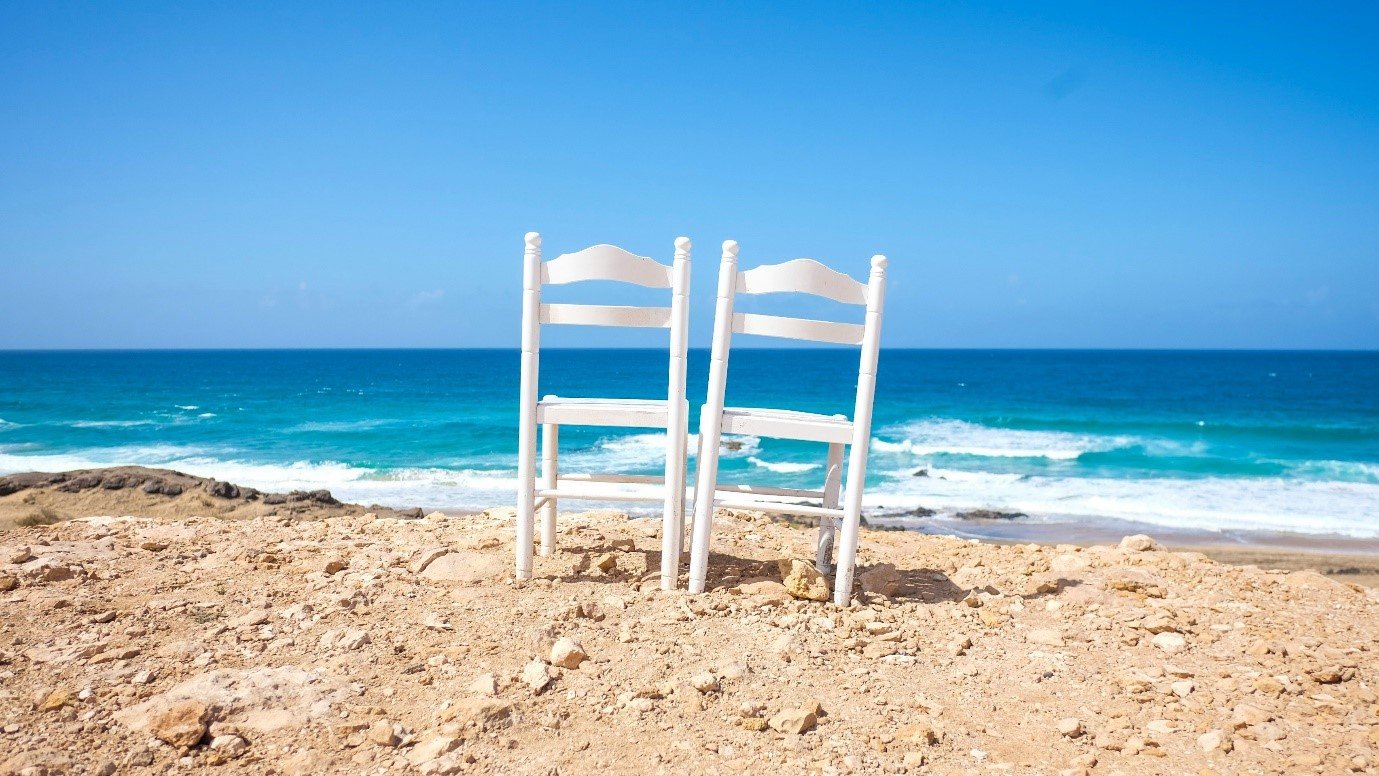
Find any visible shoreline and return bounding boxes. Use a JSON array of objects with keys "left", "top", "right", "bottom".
[{"left": 5, "top": 466, "right": 1379, "bottom": 587}]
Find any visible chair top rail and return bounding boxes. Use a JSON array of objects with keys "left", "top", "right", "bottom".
[
  {"left": 736, "top": 258, "right": 868, "bottom": 305},
  {"left": 540, "top": 303, "right": 672, "bottom": 329},
  {"left": 542, "top": 244, "right": 673, "bottom": 288}
]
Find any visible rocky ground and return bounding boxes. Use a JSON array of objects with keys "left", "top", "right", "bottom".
[{"left": 1, "top": 469, "right": 1377, "bottom": 774}]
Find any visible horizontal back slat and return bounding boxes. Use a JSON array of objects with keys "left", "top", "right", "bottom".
[
  {"left": 736, "top": 258, "right": 867, "bottom": 305},
  {"left": 541, "top": 303, "right": 672, "bottom": 329},
  {"left": 542, "top": 244, "right": 673, "bottom": 288},
  {"left": 732, "top": 312, "right": 864, "bottom": 345}
]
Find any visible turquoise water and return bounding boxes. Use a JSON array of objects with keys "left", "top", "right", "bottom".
[{"left": 1, "top": 349, "right": 1376, "bottom": 538}]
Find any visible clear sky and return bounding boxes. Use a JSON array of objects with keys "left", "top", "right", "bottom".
[{"left": 1, "top": 1, "right": 1376, "bottom": 349}]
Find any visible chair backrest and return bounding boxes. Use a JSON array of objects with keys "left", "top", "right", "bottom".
[
  {"left": 705, "top": 240, "right": 886, "bottom": 417},
  {"left": 520, "top": 232, "right": 691, "bottom": 398}
]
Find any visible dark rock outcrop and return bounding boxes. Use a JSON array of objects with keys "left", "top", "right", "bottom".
[{"left": 956, "top": 509, "right": 1028, "bottom": 521}]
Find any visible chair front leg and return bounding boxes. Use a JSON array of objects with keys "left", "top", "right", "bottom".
[{"left": 539, "top": 422, "right": 559, "bottom": 556}]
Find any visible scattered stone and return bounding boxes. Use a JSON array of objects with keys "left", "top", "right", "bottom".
[
  {"left": 1197, "top": 730, "right": 1231, "bottom": 753},
  {"left": 232, "top": 610, "right": 270, "bottom": 628},
  {"left": 209, "top": 734, "right": 249, "bottom": 759},
  {"left": 689, "top": 673, "right": 720, "bottom": 693},
  {"left": 1151, "top": 632, "right": 1187, "bottom": 654},
  {"left": 768, "top": 708, "right": 817, "bottom": 735},
  {"left": 368, "top": 719, "right": 399, "bottom": 747},
  {"left": 441, "top": 698, "right": 512, "bottom": 731},
  {"left": 468, "top": 673, "right": 498, "bottom": 697},
  {"left": 1230, "top": 703, "right": 1271, "bottom": 729},
  {"left": 408, "top": 731, "right": 461, "bottom": 765},
  {"left": 1119, "top": 534, "right": 1163, "bottom": 552},
  {"left": 1026, "top": 628, "right": 1065, "bottom": 647},
  {"left": 89, "top": 646, "right": 140, "bottom": 664},
  {"left": 522, "top": 660, "right": 552, "bottom": 693},
  {"left": 549, "top": 637, "right": 587, "bottom": 669},
  {"left": 37, "top": 688, "right": 74, "bottom": 712},
  {"left": 337, "top": 629, "right": 371, "bottom": 650},
  {"left": 8, "top": 546, "right": 32, "bottom": 564},
  {"left": 1057, "top": 718, "right": 1084, "bottom": 738},
  {"left": 150, "top": 700, "right": 210, "bottom": 749},
  {"left": 897, "top": 723, "right": 942, "bottom": 746},
  {"left": 594, "top": 553, "right": 618, "bottom": 573}
]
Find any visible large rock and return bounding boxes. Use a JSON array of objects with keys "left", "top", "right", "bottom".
[
  {"left": 778, "top": 558, "right": 830, "bottom": 602},
  {"left": 419, "top": 551, "right": 506, "bottom": 584},
  {"left": 115, "top": 667, "right": 352, "bottom": 735}
]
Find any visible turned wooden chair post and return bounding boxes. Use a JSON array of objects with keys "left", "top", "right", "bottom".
[
  {"left": 516, "top": 232, "right": 543, "bottom": 580},
  {"left": 687, "top": 240, "right": 739, "bottom": 595},
  {"left": 661, "top": 237, "right": 692, "bottom": 588},
  {"left": 832, "top": 255, "right": 887, "bottom": 604}
]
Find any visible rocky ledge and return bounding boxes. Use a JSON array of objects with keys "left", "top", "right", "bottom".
[{"left": 0, "top": 466, "right": 413, "bottom": 529}]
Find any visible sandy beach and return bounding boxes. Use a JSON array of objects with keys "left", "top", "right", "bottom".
[{"left": 1, "top": 466, "right": 1377, "bottom": 774}]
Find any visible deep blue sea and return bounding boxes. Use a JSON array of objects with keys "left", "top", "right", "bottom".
[{"left": 1, "top": 349, "right": 1376, "bottom": 540}]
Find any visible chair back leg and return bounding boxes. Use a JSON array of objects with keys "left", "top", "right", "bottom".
[
  {"left": 660, "top": 406, "right": 687, "bottom": 590},
  {"left": 816, "top": 442, "right": 845, "bottom": 573},
  {"left": 515, "top": 233, "right": 543, "bottom": 580},
  {"left": 539, "top": 422, "right": 559, "bottom": 556}
]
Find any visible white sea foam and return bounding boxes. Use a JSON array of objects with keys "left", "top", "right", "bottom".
[
  {"left": 68, "top": 419, "right": 158, "bottom": 429},
  {"left": 5, "top": 428, "right": 1377, "bottom": 538},
  {"left": 1287, "top": 459, "right": 1379, "bottom": 484},
  {"left": 175, "top": 405, "right": 199, "bottom": 411},
  {"left": 868, "top": 465, "right": 1379, "bottom": 538},
  {"left": 289, "top": 419, "right": 393, "bottom": 433},
  {"left": 0, "top": 444, "right": 210, "bottom": 474},
  {"left": 748, "top": 456, "right": 822, "bottom": 474},
  {"left": 872, "top": 418, "right": 1124, "bottom": 460},
  {"left": 197, "top": 413, "right": 216, "bottom": 419},
  {"left": 565, "top": 432, "right": 760, "bottom": 472}
]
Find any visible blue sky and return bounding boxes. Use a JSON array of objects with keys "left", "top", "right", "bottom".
[{"left": 1, "top": 1, "right": 1376, "bottom": 349}]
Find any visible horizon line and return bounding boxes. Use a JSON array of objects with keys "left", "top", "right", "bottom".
[{"left": 2, "top": 346, "right": 1378, "bottom": 354}]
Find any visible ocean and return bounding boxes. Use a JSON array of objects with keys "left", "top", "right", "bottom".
[{"left": 1, "top": 349, "right": 1376, "bottom": 542}]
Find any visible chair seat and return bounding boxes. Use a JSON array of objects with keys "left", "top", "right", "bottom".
[
  {"left": 537, "top": 396, "right": 671, "bottom": 428},
  {"left": 717, "top": 406, "right": 853, "bottom": 444}
]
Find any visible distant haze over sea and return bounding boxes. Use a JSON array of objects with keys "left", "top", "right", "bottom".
[{"left": 1, "top": 349, "right": 1376, "bottom": 541}]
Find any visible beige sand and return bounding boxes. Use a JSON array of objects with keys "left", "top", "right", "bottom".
[{"left": 2, "top": 468, "right": 1377, "bottom": 774}]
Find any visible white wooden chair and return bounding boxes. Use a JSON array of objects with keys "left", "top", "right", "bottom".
[
  {"left": 516, "top": 232, "right": 692, "bottom": 590},
  {"left": 687, "top": 241, "right": 886, "bottom": 605}
]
